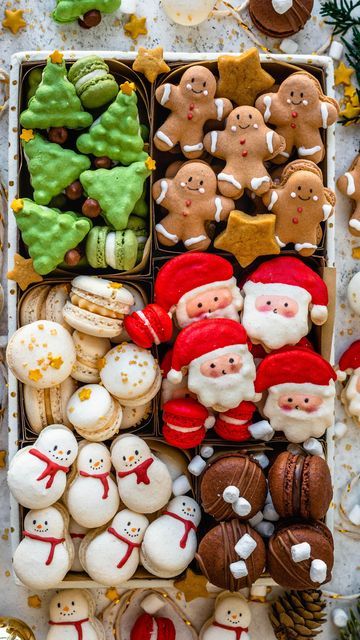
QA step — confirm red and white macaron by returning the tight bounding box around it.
[124,303,173,348]
[215,401,257,441]
[162,397,215,449]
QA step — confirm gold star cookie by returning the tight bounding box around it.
[124,14,147,40]
[214,210,280,267]
[217,48,275,106]
[174,568,209,602]
[2,9,26,34]
[334,62,354,87]
[7,253,43,291]
[133,47,170,83]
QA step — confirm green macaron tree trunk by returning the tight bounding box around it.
[52,0,121,22]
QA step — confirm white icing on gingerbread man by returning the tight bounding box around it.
[337,155,360,236]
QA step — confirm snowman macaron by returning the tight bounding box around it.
[141,495,201,578]
[111,435,173,513]
[200,592,251,640]
[64,442,119,528]
[8,425,78,509]
[69,518,89,573]
[46,588,105,640]
[13,503,74,589]
[79,509,149,586]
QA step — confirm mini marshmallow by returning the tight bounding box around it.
[229,560,248,579]
[280,38,299,54]
[332,608,349,628]
[272,0,293,13]
[234,533,257,559]
[223,485,240,504]
[141,593,165,615]
[265,490,273,505]
[188,455,206,476]
[253,453,270,469]
[334,421,348,439]
[291,542,311,563]
[263,503,280,522]
[250,585,267,600]
[249,420,274,441]
[348,504,360,526]
[303,438,324,457]
[329,40,344,61]
[249,511,264,528]
[200,445,214,459]
[232,497,252,517]
[287,443,303,455]
[254,521,275,538]
[172,474,192,497]
[119,0,137,12]
[310,559,327,584]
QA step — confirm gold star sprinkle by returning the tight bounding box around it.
[105,588,120,602]
[11,199,24,213]
[214,210,280,268]
[109,282,122,289]
[50,356,63,370]
[7,253,43,291]
[28,369,43,382]
[174,569,209,602]
[352,247,360,259]
[50,50,64,64]
[120,81,136,95]
[28,595,42,608]
[79,388,92,401]
[124,14,147,40]
[145,156,156,171]
[334,62,354,87]
[97,358,106,370]
[2,9,26,34]
[0,450,6,468]
[132,46,170,83]
[217,48,275,105]
[20,129,35,142]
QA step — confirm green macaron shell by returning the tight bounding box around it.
[68,56,118,109]
[127,215,148,263]
[85,225,110,268]
[112,229,138,270]
[52,0,121,23]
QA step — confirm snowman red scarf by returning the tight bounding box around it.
[79,470,110,499]
[49,618,89,640]
[108,527,141,568]
[22,530,65,565]
[213,622,249,639]
[117,457,154,485]
[29,448,70,489]
[163,511,197,548]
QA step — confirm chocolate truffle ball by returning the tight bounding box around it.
[249,0,314,38]
[200,453,267,521]
[268,521,334,590]
[268,451,333,520]
[196,520,266,591]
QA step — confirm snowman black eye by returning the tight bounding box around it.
[135,450,139,455]
[101,459,103,463]
[127,521,131,526]
[239,613,242,616]
[183,502,186,506]
[193,508,196,512]
[67,450,71,455]
[71,601,75,606]
[138,527,140,532]
[89,459,92,463]
[45,521,48,525]
[57,603,61,608]
[53,445,58,451]
[228,610,231,615]
[123,456,126,461]
[33,520,36,525]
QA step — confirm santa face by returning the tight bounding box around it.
[242,282,311,350]
[37,426,77,466]
[180,67,216,102]
[167,496,201,527]
[343,370,360,418]
[264,381,335,442]
[111,435,150,472]
[215,595,251,629]
[188,344,256,410]
[49,589,89,622]
[111,510,148,541]
[77,443,111,474]
[175,279,243,328]
[24,506,65,538]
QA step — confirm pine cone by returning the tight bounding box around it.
[269,590,326,640]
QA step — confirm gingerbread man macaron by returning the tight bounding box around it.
[262,160,335,256]
[255,71,339,165]
[204,105,286,198]
[153,161,234,251]
[154,66,232,159]
[337,155,360,236]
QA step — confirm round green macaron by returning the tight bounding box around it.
[68,55,119,109]
[86,226,138,271]
[127,215,148,263]
[85,225,110,268]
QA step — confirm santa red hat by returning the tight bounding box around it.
[124,303,173,348]
[130,613,175,640]
[215,401,256,441]
[255,348,337,392]
[162,397,215,448]
[338,340,360,380]
[167,318,248,384]
[243,257,328,325]
[155,253,236,312]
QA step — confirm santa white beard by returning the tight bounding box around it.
[187,345,257,411]
[343,371,360,420]
[263,381,335,442]
[175,279,243,329]
[242,282,311,350]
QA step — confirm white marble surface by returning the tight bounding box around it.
[0,1,360,638]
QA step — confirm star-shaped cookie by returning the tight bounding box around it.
[214,210,280,267]
[2,8,26,34]
[7,253,43,291]
[174,568,209,602]
[133,46,170,83]
[217,48,275,106]
[124,14,147,39]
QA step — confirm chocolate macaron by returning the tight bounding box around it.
[268,521,334,589]
[249,0,314,38]
[268,451,333,520]
[200,453,267,521]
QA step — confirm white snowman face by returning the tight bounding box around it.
[78,442,111,474]
[37,426,78,465]
[112,436,151,472]
[215,596,251,628]
[24,507,65,537]
[112,509,148,541]
[49,589,89,622]
[167,496,201,526]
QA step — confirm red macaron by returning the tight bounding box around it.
[162,397,215,448]
[130,613,175,640]
[124,303,173,348]
[215,401,256,441]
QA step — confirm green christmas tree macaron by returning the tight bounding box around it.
[11,198,92,275]
[20,129,90,205]
[20,51,93,130]
[77,81,148,164]
[52,0,121,23]
[80,157,154,230]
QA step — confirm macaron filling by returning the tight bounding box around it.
[75,69,108,91]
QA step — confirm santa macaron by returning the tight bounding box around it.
[214,401,256,441]
[255,348,337,443]
[338,340,360,426]
[130,612,175,640]
[242,257,329,351]
[124,303,173,348]
[167,318,257,412]
[162,397,215,448]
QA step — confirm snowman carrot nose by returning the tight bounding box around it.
[232,614,237,619]
[58,450,64,455]
[93,460,100,467]
[128,455,135,461]
[63,606,69,612]
[131,527,137,532]
[36,524,43,529]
